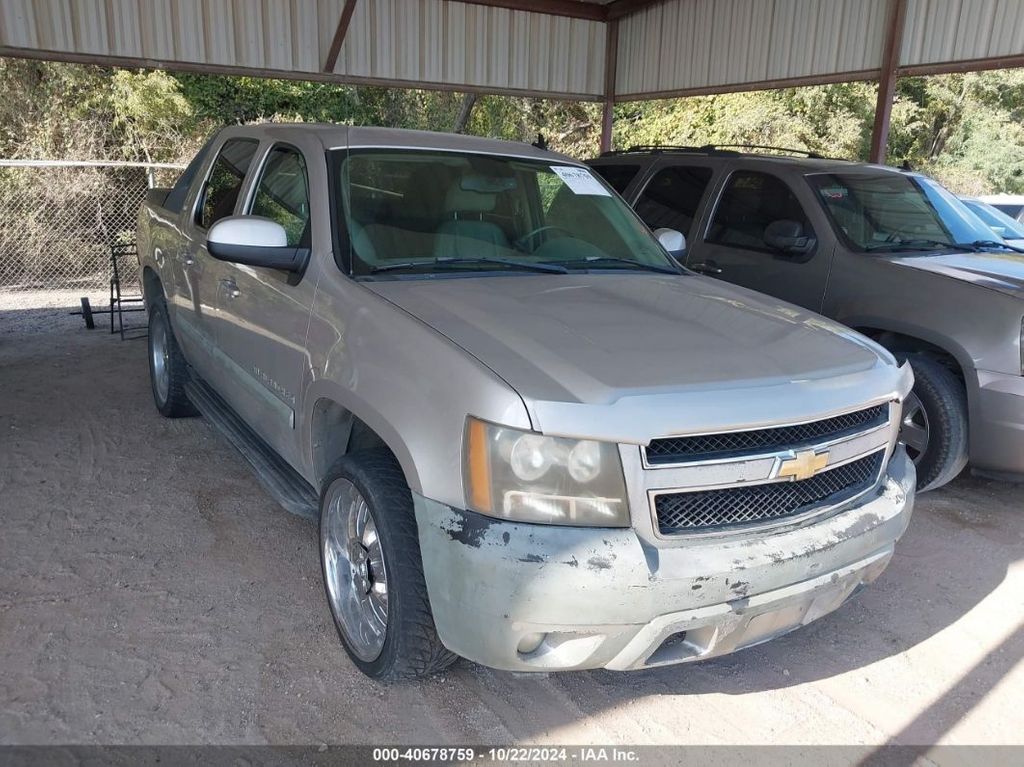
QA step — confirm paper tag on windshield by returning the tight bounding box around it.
[551,166,611,196]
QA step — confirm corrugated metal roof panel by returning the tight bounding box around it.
[332,0,604,96]
[902,0,1024,66]
[1,0,1022,101]
[616,0,889,98]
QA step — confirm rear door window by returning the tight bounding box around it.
[634,166,714,237]
[590,164,641,195]
[196,139,259,230]
[707,170,813,252]
[165,135,215,214]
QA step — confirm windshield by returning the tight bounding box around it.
[332,150,677,277]
[808,172,996,252]
[962,198,1024,240]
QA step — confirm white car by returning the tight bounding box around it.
[962,197,1024,248]
[976,194,1024,224]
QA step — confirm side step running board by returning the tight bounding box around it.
[185,376,319,521]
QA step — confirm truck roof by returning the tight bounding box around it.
[215,123,579,164]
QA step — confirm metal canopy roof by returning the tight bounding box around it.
[1,0,1022,103]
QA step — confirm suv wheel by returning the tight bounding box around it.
[319,448,457,680]
[899,354,968,492]
[148,301,197,418]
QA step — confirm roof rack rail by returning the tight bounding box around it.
[599,144,830,160]
[710,144,827,159]
[599,144,739,157]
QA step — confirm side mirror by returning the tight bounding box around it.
[654,227,687,260]
[764,219,815,257]
[207,216,308,272]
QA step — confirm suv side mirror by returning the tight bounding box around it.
[207,215,308,272]
[654,227,687,260]
[764,219,815,257]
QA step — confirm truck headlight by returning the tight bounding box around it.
[463,417,629,527]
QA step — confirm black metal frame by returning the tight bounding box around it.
[74,241,147,339]
[109,242,147,339]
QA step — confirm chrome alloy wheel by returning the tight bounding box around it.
[321,479,389,661]
[900,391,930,464]
[150,315,170,404]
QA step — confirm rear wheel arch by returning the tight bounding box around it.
[142,266,164,308]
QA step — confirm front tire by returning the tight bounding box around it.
[147,300,197,418]
[319,449,457,680]
[900,354,968,492]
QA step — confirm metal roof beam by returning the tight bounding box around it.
[454,1,607,21]
[454,1,669,22]
[869,0,909,164]
[324,0,359,73]
[606,0,670,22]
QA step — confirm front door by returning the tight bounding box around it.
[214,144,317,467]
[688,169,832,312]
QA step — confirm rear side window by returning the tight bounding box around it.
[164,135,215,213]
[591,164,640,195]
[197,139,258,230]
[708,170,813,252]
[635,166,714,237]
[249,146,310,246]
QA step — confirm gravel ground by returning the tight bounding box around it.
[0,318,1022,747]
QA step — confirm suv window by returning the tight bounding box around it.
[635,166,714,237]
[249,145,310,246]
[165,135,215,213]
[197,139,258,230]
[809,172,994,252]
[708,170,813,252]
[591,164,641,195]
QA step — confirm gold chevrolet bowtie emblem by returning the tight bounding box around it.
[778,450,830,481]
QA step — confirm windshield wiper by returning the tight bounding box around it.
[553,256,681,274]
[866,238,1024,254]
[370,256,568,274]
[865,239,973,253]
[962,239,1024,254]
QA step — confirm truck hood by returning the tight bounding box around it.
[366,274,909,441]
[892,251,1024,296]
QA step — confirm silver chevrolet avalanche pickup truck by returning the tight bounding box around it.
[138,125,915,680]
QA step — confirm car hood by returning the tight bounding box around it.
[892,251,1024,296]
[366,274,908,441]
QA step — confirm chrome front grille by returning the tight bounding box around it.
[639,403,897,538]
[653,450,885,534]
[644,404,889,465]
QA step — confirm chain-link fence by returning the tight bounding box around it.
[0,160,183,314]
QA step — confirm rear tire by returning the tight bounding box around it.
[147,300,197,418]
[319,448,457,681]
[899,354,968,492]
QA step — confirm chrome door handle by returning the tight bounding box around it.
[691,260,722,275]
[219,279,240,299]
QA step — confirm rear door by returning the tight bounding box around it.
[174,137,259,387]
[688,167,831,311]
[213,143,317,466]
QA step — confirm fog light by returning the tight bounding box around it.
[516,632,547,655]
